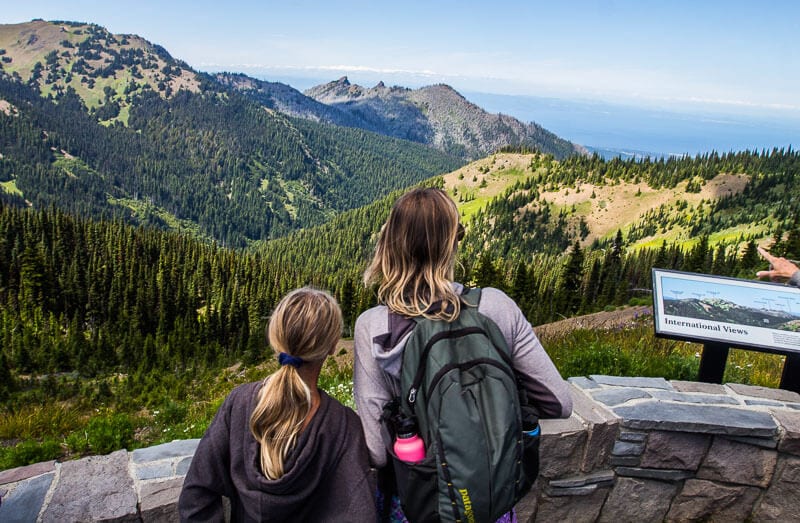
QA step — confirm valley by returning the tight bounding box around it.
[0,18,798,472]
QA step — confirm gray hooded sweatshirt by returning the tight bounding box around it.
[353,284,573,467]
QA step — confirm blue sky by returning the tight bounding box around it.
[3,1,799,117]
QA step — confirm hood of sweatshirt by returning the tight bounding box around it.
[232,383,361,521]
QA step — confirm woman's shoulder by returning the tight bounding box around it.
[354,304,389,331]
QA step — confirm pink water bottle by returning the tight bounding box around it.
[393,420,425,463]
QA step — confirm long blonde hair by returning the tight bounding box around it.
[249,287,343,480]
[364,187,462,321]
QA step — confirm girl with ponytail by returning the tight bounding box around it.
[179,287,376,522]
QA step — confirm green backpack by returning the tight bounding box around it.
[381,288,540,523]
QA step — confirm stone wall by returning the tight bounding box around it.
[3,376,800,522]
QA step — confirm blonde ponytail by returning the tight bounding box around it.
[249,287,342,480]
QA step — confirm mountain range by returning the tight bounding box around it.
[0,19,582,245]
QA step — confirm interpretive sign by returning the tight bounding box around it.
[652,268,800,391]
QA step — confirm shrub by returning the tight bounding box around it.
[87,413,134,454]
[0,438,62,470]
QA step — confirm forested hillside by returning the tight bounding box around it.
[1,148,798,469]
[0,21,463,246]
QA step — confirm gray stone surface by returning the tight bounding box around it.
[539,417,587,479]
[534,487,608,523]
[726,435,778,449]
[591,388,651,407]
[41,450,138,523]
[0,472,54,523]
[752,455,800,522]
[639,431,709,470]
[650,390,739,405]
[569,385,618,424]
[131,438,200,463]
[515,483,539,523]
[549,470,615,488]
[727,383,800,403]
[615,467,694,482]
[0,461,56,485]
[666,479,760,522]
[135,461,175,480]
[568,376,600,390]
[773,408,800,455]
[590,375,673,389]
[614,401,778,436]
[598,477,677,523]
[569,386,619,472]
[671,380,727,394]
[581,421,618,472]
[745,398,785,407]
[697,437,777,487]
[176,455,193,476]
[609,456,640,467]
[618,431,647,443]
[611,440,644,457]
[545,484,597,497]
[139,477,185,522]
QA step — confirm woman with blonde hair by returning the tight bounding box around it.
[179,287,376,522]
[353,187,573,521]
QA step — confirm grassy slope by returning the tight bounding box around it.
[442,152,761,251]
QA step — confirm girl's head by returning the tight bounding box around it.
[365,187,463,321]
[250,287,343,480]
[267,286,343,364]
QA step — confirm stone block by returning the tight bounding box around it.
[176,455,193,476]
[549,470,615,488]
[752,455,800,521]
[568,385,619,472]
[569,384,618,425]
[534,486,608,523]
[609,456,640,467]
[0,472,54,523]
[640,431,709,470]
[539,416,587,479]
[514,480,540,523]
[650,390,739,405]
[591,388,651,407]
[772,408,800,456]
[581,422,618,472]
[612,440,644,457]
[135,461,175,480]
[568,376,600,390]
[0,461,56,486]
[745,398,785,407]
[670,380,727,394]
[614,401,778,437]
[41,450,138,523]
[139,477,185,522]
[726,383,800,403]
[131,438,200,463]
[666,479,760,522]
[615,467,693,482]
[697,437,777,488]
[726,435,778,449]
[545,484,597,497]
[618,431,646,443]
[598,477,677,523]
[590,375,673,389]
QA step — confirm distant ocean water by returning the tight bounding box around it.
[464,92,800,159]
[236,70,800,161]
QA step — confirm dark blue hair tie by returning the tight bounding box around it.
[278,352,304,368]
